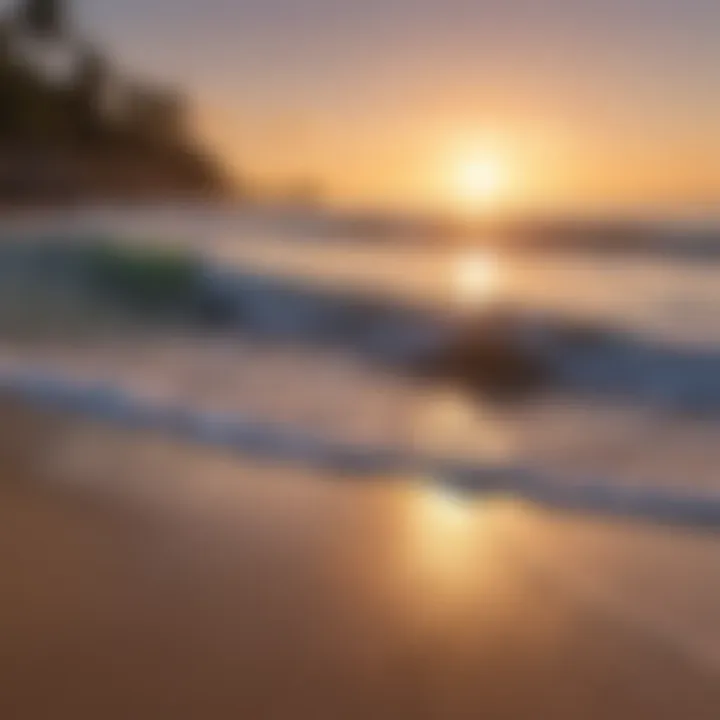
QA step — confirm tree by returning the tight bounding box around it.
[0,21,11,64]
[17,0,66,38]
[66,47,109,144]
[121,83,187,146]
[71,47,107,109]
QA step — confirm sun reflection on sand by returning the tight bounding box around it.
[392,482,496,627]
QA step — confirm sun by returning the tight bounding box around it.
[451,157,507,210]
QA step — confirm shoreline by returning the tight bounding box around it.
[2,398,720,719]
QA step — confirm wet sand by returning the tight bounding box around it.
[2,400,720,719]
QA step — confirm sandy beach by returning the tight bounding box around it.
[2,399,720,719]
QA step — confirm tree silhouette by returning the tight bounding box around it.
[66,47,109,145]
[0,0,231,200]
[17,0,65,38]
[121,83,187,147]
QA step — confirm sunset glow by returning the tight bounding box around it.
[450,157,508,211]
[66,0,720,213]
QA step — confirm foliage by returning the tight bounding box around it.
[17,0,64,38]
[0,1,230,200]
[86,243,201,312]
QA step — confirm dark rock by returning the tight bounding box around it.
[421,310,552,398]
[551,319,616,348]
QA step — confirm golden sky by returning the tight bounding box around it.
[75,0,720,213]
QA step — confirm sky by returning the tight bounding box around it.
[11,0,720,211]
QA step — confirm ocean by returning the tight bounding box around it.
[1,204,720,499]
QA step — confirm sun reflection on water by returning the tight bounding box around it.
[452,250,502,308]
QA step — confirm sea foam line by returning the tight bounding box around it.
[2,367,720,529]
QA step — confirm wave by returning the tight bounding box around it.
[3,365,720,531]
[3,238,720,415]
